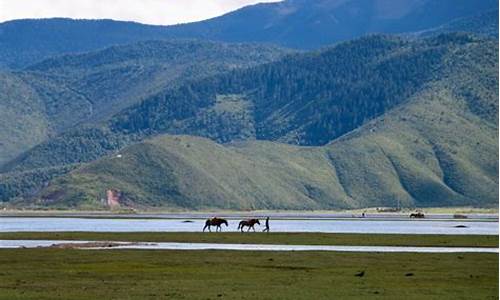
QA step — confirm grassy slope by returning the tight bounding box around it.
[324,38,498,208]
[41,38,498,209]
[41,98,498,209]
[0,232,497,247]
[0,249,497,299]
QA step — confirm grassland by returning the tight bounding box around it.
[0,232,497,248]
[0,248,497,300]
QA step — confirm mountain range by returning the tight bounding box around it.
[0,0,498,210]
[0,0,497,69]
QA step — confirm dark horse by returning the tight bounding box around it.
[203,217,228,232]
[238,219,260,232]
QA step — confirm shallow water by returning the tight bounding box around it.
[0,217,497,235]
[0,240,497,253]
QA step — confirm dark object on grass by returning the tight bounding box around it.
[355,271,365,277]
[203,217,228,232]
[405,273,414,276]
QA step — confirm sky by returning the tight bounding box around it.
[0,0,282,25]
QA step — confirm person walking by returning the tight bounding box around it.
[263,217,270,232]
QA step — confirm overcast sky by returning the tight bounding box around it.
[0,0,282,25]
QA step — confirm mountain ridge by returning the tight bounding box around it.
[0,0,497,69]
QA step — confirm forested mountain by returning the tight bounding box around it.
[3,34,459,172]
[25,39,289,127]
[0,0,497,69]
[0,40,288,166]
[2,33,497,209]
[35,34,499,209]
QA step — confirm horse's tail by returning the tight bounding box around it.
[237,221,243,230]
[203,219,210,232]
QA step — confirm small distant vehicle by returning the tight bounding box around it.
[409,212,425,218]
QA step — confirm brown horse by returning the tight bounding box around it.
[238,219,260,232]
[203,217,228,232]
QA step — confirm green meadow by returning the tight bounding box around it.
[0,232,498,299]
[0,248,497,300]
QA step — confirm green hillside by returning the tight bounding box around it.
[0,40,288,167]
[5,34,474,174]
[25,40,290,124]
[36,37,498,209]
[39,81,498,209]
[1,33,497,208]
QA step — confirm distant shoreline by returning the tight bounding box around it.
[0,207,497,221]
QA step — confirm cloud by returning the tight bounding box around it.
[0,0,282,25]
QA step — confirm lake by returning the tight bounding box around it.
[0,217,497,235]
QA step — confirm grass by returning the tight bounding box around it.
[0,248,497,299]
[0,232,497,248]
